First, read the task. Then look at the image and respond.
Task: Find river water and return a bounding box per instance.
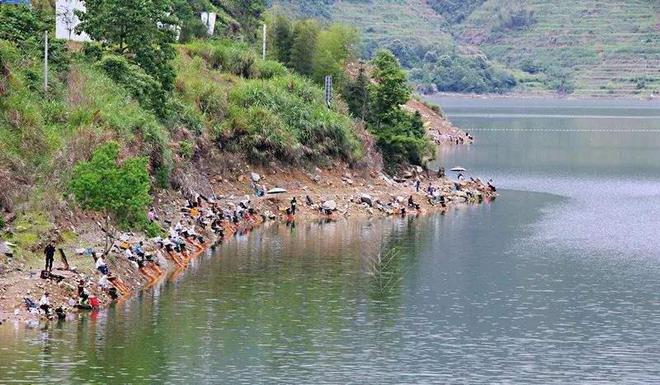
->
[2,97,660,384]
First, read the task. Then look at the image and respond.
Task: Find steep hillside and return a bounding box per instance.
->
[459,0,660,96]
[272,0,660,97]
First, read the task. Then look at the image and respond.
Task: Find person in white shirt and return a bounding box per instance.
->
[39,292,51,315]
[95,255,108,275]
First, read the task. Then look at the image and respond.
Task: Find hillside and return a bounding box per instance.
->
[272,0,660,97]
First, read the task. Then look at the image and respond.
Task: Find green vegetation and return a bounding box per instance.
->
[0,0,437,250]
[273,0,660,96]
[77,0,178,91]
[345,51,431,170]
[266,13,360,86]
[70,142,152,229]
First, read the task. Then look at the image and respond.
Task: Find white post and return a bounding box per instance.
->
[44,30,48,93]
[262,24,267,60]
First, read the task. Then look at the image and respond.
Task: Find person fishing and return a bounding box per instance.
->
[290,197,297,215]
[44,240,56,272]
[78,279,89,306]
[39,292,51,316]
[96,254,109,275]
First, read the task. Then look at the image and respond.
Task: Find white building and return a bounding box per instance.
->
[55,0,91,42]
[201,12,216,36]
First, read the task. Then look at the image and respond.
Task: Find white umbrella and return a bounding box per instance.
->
[267,187,288,195]
[450,167,466,172]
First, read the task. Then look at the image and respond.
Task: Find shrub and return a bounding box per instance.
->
[222,74,361,164]
[96,55,169,118]
[255,60,287,79]
[70,142,152,229]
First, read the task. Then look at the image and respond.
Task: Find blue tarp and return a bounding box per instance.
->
[0,0,31,4]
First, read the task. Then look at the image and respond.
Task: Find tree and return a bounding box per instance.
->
[369,50,411,123]
[76,0,178,91]
[344,66,370,122]
[70,142,152,252]
[366,50,431,169]
[271,13,293,64]
[288,19,320,76]
[312,23,359,85]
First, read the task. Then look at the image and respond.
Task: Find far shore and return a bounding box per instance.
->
[423,91,659,103]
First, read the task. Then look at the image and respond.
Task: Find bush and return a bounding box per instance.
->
[255,60,287,79]
[96,55,170,118]
[222,74,361,164]
[70,142,151,229]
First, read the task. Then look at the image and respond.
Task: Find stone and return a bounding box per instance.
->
[250,172,261,182]
[360,194,374,207]
[322,200,337,211]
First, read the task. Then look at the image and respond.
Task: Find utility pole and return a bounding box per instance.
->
[324,75,333,107]
[262,24,267,60]
[44,30,48,93]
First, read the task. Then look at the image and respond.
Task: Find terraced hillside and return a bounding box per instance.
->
[460,0,660,96]
[272,0,660,97]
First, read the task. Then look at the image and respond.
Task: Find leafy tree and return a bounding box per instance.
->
[367,50,431,169]
[344,66,370,121]
[369,50,411,125]
[288,19,320,76]
[70,142,152,251]
[271,13,293,64]
[312,23,359,85]
[76,0,178,91]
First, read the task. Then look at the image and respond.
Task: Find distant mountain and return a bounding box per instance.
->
[271,0,660,96]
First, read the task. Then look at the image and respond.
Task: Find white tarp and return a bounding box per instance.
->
[201,12,216,36]
[55,0,91,42]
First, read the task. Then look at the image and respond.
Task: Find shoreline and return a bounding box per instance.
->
[0,165,497,325]
[424,91,659,102]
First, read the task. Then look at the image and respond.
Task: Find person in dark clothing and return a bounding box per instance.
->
[44,241,56,272]
[77,279,89,305]
[415,180,421,192]
[290,197,297,215]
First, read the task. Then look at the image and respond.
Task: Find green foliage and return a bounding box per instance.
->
[0,5,69,71]
[70,142,152,228]
[411,54,517,94]
[221,74,361,165]
[270,13,294,64]
[267,14,359,87]
[312,23,359,85]
[185,39,260,78]
[343,66,370,121]
[365,51,431,169]
[96,55,169,118]
[213,0,267,41]
[288,19,320,76]
[76,0,178,91]
[171,0,215,42]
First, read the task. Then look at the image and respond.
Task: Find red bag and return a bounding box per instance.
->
[89,296,100,308]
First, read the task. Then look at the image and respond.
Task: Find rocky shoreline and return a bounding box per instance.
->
[0,163,497,325]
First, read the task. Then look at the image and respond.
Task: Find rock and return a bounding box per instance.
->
[360,194,374,207]
[313,175,321,183]
[322,200,337,211]
[414,166,423,174]
[250,172,261,182]
[402,171,414,179]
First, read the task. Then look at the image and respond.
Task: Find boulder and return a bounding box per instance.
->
[322,200,337,211]
[250,172,261,182]
[360,194,374,207]
[402,171,414,179]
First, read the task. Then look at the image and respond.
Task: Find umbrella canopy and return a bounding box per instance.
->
[450,167,466,172]
[267,187,288,195]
